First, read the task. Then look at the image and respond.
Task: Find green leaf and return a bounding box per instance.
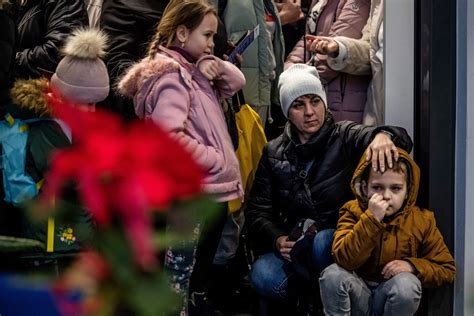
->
[0,235,45,252]
[127,273,180,316]
[94,228,137,284]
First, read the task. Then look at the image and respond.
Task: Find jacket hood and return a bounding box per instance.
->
[117,52,181,118]
[10,78,51,117]
[350,148,420,213]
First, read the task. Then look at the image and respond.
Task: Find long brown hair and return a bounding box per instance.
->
[147,0,217,58]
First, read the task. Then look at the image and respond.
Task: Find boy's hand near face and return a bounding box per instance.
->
[381,260,415,279]
[368,193,389,221]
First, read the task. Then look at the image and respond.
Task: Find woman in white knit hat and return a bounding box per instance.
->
[245,63,413,313]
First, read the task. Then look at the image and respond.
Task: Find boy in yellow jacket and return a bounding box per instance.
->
[319,149,455,316]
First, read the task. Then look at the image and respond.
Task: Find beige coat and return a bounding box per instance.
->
[327,0,384,126]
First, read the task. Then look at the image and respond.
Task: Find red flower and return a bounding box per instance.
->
[41,97,205,269]
[52,250,109,315]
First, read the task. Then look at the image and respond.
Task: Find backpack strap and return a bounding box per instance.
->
[298,158,315,180]
[218,0,228,18]
[47,217,55,253]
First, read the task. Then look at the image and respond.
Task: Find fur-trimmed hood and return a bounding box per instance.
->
[117,55,181,98]
[10,78,51,117]
[117,52,185,119]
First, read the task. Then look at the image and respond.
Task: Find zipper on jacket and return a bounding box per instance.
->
[393,226,398,258]
[378,231,385,270]
[340,73,347,103]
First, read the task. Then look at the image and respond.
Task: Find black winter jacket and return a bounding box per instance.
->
[0,5,17,236]
[99,0,169,119]
[245,112,413,254]
[0,8,15,114]
[14,0,88,79]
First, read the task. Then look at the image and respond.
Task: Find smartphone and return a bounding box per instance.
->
[226,32,248,56]
[227,25,260,64]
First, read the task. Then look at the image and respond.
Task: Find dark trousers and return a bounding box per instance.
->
[189,202,228,294]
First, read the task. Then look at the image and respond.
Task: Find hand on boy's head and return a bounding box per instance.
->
[381,260,415,279]
[198,59,220,81]
[276,235,296,262]
[368,193,389,221]
[365,132,399,173]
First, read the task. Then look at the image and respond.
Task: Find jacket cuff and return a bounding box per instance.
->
[404,257,423,277]
[327,40,348,71]
[196,54,218,66]
[371,126,397,143]
[361,211,385,239]
[271,233,287,252]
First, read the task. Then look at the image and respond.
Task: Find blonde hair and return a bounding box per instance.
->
[147,0,217,58]
[363,159,410,188]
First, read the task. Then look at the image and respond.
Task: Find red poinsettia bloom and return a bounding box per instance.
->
[42,96,205,269]
[52,250,109,315]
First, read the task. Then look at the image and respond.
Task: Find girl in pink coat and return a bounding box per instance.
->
[118,1,245,314]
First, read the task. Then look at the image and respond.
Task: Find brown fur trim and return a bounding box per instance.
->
[10,78,51,117]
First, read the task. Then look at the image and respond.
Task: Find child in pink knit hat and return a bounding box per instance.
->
[1,28,110,270]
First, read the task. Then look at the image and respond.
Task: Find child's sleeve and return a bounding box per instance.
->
[196,55,246,99]
[403,212,456,288]
[332,201,385,271]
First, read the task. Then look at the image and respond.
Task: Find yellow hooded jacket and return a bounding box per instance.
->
[332,149,455,288]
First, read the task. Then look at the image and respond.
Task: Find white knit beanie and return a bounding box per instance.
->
[278,64,327,118]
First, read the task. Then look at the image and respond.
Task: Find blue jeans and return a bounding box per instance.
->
[319,263,422,316]
[250,229,335,299]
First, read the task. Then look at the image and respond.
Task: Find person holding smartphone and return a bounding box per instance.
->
[218,0,284,130]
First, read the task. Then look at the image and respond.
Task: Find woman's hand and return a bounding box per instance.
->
[305,35,340,56]
[276,2,304,25]
[276,235,296,262]
[365,132,399,173]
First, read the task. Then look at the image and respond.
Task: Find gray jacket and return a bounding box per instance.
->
[221,0,284,108]
[327,0,384,125]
